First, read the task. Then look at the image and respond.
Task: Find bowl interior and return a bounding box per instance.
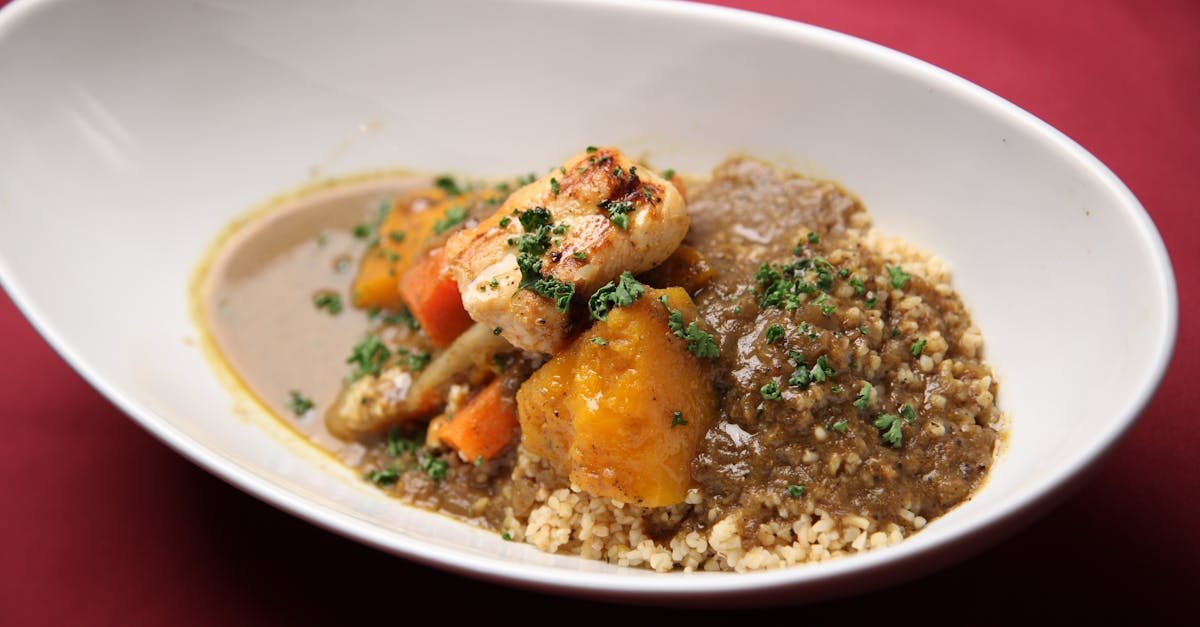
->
[0,0,1175,600]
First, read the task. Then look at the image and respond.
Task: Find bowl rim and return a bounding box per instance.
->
[0,0,1179,602]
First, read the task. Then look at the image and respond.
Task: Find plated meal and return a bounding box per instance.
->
[197,147,1005,572]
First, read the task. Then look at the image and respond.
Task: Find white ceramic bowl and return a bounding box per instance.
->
[0,0,1177,605]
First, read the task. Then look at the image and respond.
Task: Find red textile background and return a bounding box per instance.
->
[1,0,1196,623]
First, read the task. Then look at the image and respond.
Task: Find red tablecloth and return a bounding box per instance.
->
[2,0,1196,623]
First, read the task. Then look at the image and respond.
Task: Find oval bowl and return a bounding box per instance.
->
[0,0,1177,605]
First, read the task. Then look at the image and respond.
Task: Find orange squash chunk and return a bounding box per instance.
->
[517,287,717,507]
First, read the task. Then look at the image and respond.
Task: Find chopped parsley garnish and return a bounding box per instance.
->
[388,231,406,243]
[352,223,371,239]
[364,468,399,486]
[492,327,503,335]
[910,338,927,357]
[807,231,820,244]
[787,484,806,498]
[873,413,904,448]
[572,251,588,261]
[287,391,313,416]
[789,365,810,388]
[598,198,635,230]
[586,145,598,153]
[671,411,688,428]
[313,292,343,315]
[865,296,878,308]
[853,383,872,409]
[549,177,560,196]
[830,420,848,433]
[810,354,834,382]
[662,168,675,179]
[490,353,510,373]
[887,265,911,289]
[398,348,431,372]
[588,271,646,320]
[659,296,720,359]
[590,337,608,346]
[474,456,484,467]
[900,403,918,423]
[419,455,448,481]
[760,380,782,400]
[346,335,390,381]
[519,206,552,231]
[891,327,901,338]
[501,531,514,541]
[385,428,420,457]
[765,324,785,345]
[381,307,420,330]
[527,277,575,314]
[434,175,463,196]
[849,276,866,295]
[499,216,512,228]
[433,205,469,234]
[831,385,843,393]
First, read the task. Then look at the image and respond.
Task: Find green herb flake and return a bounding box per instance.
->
[474,455,484,467]
[286,391,313,416]
[434,175,463,196]
[590,337,608,346]
[381,307,421,330]
[433,205,469,234]
[662,168,676,179]
[588,271,646,320]
[853,383,872,410]
[865,296,878,309]
[807,232,820,245]
[586,145,598,153]
[659,296,720,359]
[420,456,448,482]
[490,353,510,373]
[873,413,904,448]
[501,531,514,541]
[572,251,588,261]
[385,428,420,457]
[765,324,785,345]
[849,277,866,295]
[671,411,688,428]
[345,335,391,381]
[388,231,406,243]
[529,276,576,313]
[550,177,560,196]
[352,223,372,239]
[831,385,844,393]
[398,348,432,372]
[499,216,512,228]
[887,266,911,289]
[599,198,635,230]
[830,420,848,433]
[364,468,399,487]
[900,403,918,424]
[760,380,783,400]
[787,484,806,498]
[313,292,343,315]
[910,337,927,357]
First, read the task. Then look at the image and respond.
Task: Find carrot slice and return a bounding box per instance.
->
[438,380,519,462]
[398,247,474,346]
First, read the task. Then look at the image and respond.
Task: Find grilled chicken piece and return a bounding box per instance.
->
[443,147,688,353]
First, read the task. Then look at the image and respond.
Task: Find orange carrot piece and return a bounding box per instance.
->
[438,380,519,462]
[398,248,474,346]
[351,192,451,310]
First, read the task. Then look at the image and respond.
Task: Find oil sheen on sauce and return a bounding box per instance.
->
[197,176,427,464]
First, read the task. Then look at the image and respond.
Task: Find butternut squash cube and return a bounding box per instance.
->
[517,287,717,507]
